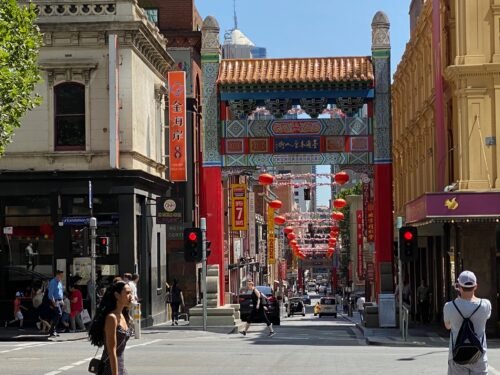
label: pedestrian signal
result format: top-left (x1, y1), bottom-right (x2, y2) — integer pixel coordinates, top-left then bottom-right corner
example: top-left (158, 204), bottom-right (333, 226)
top-left (399, 226), bottom-right (418, 262)
top-left (97, 236), bottom-right (110, 256)
top-left (184, 228), bottom-right (202, 262)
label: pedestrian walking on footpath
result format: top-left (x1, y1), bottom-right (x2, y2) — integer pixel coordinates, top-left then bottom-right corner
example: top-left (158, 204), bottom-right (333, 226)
top-left (5, 292), bottom-right (28, 329)
top-left (240, 281), bottom-right (276, 337)
top-left (48, 270), bottom-right (64, 337)
top-left (356, 295), bottom-right (366, 322)
top-left (417, 280), bottom-right (430, 323)
top-left (89, 281), bottom-right (132, 375)
top-left (170, 280), bottom-right (184, 325)
top-left (25, 242), bottom-right (38, 271)
top-left (69, 284), bottom-right (86, 332)
top-left (443, 270), bottom-right (492, 375)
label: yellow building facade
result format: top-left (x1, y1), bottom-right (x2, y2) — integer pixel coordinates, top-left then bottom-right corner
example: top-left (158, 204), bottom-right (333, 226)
top-left (392, 0), bottom-right (500, 335)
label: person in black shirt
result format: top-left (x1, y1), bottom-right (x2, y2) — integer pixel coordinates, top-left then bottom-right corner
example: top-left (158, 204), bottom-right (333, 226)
top-left (170, 280), bottom-right (184, 325)
top-left (240, 281), bottom-right (275, 337)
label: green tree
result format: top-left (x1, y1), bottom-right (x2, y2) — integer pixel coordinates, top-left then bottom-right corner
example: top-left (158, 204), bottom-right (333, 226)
top-left (0, 0), bottom-right (42, 154)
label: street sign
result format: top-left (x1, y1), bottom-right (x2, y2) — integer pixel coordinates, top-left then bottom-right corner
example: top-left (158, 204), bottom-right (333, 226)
top-left (3, 226), bottom-right (13, 235)
top-left (88, 180), bottom-right (93, 209)
top-left (62, 216), bottom-right (90, 226)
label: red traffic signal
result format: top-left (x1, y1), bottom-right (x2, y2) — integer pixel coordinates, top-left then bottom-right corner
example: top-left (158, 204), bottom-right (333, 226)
top-left (403, 231), bottom-right (413, 241)
top-left (184, 228), bottom-right (202, 262)
top-left (188, 232), bottom-right (198, 242)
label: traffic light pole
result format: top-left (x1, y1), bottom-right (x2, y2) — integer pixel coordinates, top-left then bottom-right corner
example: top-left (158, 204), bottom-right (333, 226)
top-left (90, 217), bottom-right (97, 319)
top-left (396, 217), bottom-right (403, 338)
top-left (201, 217), bottom-right (207, 331)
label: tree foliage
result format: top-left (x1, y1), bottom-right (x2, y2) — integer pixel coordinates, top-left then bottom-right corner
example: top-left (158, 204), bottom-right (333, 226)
top-left (0, 0), bottom-right (42, 154)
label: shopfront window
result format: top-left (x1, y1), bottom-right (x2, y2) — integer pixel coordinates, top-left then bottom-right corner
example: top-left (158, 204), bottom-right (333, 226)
top-left (3, 197), bottom-right (53, 275)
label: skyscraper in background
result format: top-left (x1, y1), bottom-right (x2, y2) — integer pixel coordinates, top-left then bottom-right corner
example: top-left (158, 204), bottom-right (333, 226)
top-left (222, 0), bottom-right (267, 59)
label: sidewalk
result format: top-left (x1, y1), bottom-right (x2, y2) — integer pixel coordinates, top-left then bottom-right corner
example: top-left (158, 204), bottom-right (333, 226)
top-left (0, 327), bottom-right (88, 342)
top-left (342, 311), bottom-right (450, 347)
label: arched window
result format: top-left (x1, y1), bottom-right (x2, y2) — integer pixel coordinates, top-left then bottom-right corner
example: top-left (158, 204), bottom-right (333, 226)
top-left (54, 82), bottom-right (85, 150)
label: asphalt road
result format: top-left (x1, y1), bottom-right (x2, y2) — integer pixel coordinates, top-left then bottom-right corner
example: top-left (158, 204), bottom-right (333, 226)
top-left (1, 313), bottom-right (499, 375)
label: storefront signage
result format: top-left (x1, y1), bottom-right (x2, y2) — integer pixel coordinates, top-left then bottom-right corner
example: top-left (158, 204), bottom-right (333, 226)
top-left (156, 197), bottom-right (184, 225)
top-left (248, 192), bottom-right (256, 255)
top-left (166, 224), bottom-right (185, 240)
top-left (61, 216), bottom-right (90, 226)
top-left (168, 71), bottom-right (187, 182)
top-left (367, 202), bottom-right (375, 242)
top-left (366, 261), bottom-right (375, 282)
top-left (231, 184), bottom-right (247, 231)
top-left (356, 210), bottom-right (364, 280)
top-left (274, 137), bottom-right (321, 153)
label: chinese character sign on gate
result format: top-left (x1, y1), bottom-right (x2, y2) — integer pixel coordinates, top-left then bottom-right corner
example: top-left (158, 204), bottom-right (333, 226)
top-left (168, 71), bottom-right (187, 181)
top-left (356, 210), bottom-right (364, 280)
top-left (231, 184), bottom-right (247, 231)
top-left (267, 207), bottom-right (275, 264)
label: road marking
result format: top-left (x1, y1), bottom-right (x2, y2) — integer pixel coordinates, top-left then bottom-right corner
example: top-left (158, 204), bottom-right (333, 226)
top-left (41, 339), bottom-right (163, 375)
top-left (0, 342), bottom-right (58, 354)
top-left (490, 365), bottom-right (500, 375)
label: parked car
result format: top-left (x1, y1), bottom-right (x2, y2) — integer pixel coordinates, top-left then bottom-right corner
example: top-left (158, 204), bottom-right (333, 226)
top-left (318, 296), bottom-right (337, 318)
top-left (301, 294), bottom-right (311, 305)
top-left (239, 285), bottom-right (280, 325)
top-left (0, 266), bottom-right (51, 324)
top-left (287, 297), bottom-right (305, 317)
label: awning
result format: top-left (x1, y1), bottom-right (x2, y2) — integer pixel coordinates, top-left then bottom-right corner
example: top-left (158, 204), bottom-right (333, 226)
top-left (405, 192), bottom-right (500, 224)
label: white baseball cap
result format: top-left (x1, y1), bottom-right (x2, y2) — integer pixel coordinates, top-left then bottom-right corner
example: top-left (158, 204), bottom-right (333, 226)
top-left (457, 270), bottom-right (477, 288)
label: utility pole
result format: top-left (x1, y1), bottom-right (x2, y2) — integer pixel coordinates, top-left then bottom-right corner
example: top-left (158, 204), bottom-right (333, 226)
top-left (201, 217), bottom-right (207, 331)
top-left (90, 217), bottom-right (97, 318)
top-left (396, 216), bottom-right (403, 337)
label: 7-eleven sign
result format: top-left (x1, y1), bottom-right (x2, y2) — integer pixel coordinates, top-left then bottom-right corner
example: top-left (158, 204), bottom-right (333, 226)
top-left (231, 184), bottom-right (247, 231)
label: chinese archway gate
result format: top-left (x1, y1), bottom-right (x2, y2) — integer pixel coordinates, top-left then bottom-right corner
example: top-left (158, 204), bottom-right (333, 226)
top-left (200, 12), bottom-right (393, 306)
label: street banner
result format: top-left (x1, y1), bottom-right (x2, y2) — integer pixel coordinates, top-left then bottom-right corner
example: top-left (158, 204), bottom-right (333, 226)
top-left (231, 184), bottom-right (247, 230)
top-left (267, 207), bottom-right (275, 264)
top-left (362, 181), bottom-right (370, 236)
top-left (356, 210), bottom-right (364, 280)
top-left (367, 202), bottom-right (375, 242)
top-left (279, 259), bottom-right (287, 280)
top-left (168, 71), bottom-right (187, 181)
top-left (366, 261), bottom-right (375, 282)
top-left (109, 34), bottom-right (120, 169)
top-left (248, 192), bottom-right (256, 255)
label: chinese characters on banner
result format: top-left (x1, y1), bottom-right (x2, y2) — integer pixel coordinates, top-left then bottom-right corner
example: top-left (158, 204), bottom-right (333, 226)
top-left (367, 202), bottom-right (375, 242)
top-left (267, 207), bottom-right (275, 264)
top-left (356, 210), bottom-right (364, 280)
top-left (168, 71), bottom-right (187, 181)
top-left (231, 184), bottom-right (247, 231)
top-left (279, 260), bottom-right (287, 280)
top-left (362, 182), bottom-right (371, 236)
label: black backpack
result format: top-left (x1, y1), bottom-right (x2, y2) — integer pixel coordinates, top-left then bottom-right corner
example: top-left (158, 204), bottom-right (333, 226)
top-left (452, 300), bottom-right (484, 365)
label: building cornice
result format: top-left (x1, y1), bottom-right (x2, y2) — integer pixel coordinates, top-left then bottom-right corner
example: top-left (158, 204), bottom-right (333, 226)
top-left (444, 63), bottom-right (500, 81)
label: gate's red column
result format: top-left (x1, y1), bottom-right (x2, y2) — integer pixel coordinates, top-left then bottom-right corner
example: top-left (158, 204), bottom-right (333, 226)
top-left (201, 166), bottom-right (225, 306)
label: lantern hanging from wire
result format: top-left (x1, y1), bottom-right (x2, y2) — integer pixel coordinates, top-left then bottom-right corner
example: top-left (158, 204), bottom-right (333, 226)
top-left (284, 226), bottom-right (294, 234)
top-left (268, 200), bottom-right (282, 209)
top-left (333, 198), bottom-right (347, 209)
top-left (334, 171), bottom-right (349, 185)
top-left (331, 211), bottom-right (345, 221)
top-left (287, 232), bottom-right (296, 241)
top-left (274, 215), bottom-right (286, 225)
top-left (258, 173), bottom-right (274, 185)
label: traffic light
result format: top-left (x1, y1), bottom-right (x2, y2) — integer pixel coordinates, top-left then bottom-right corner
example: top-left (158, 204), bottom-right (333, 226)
top-left (184, 228), bottom-right (202, 262)
top-left (399, 226), bottom-right (418, 262)
top-left (97, 236), bottom-right (110, 256)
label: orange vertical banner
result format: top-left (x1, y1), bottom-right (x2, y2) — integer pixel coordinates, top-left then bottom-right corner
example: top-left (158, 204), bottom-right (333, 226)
top-left (168, 71), bottom-right (187, 181)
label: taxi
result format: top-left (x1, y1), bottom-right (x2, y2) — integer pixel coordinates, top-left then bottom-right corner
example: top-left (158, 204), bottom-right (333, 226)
top-left (318, 297), bottom-right (337, 318)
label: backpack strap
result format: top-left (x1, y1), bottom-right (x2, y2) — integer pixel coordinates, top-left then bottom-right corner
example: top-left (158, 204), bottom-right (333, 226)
top-left (452, 299), bottom-right (482, 319)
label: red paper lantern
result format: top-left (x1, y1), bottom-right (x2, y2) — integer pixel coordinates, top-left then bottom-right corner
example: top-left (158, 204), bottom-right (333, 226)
top-left (330, 226), bottom-right (340, 233)
top-left (284, 226), bottom-right (294, 234)
top-left (258, 173), bottom-right (274, 185)
top-left (328, 238), bottom-right (337, 245)
top-left (334, 171), bottom-right (349, 185)
top-left (332, 211), bottom-right (345, 221)
top-left (287, 233), bottom-right (296, 240)
top-left (274, 215), bottom-right (286, 225)
top-left (289, 239), bottom-right (297, 246)
top-left (333, 198), bottom-right (347, 209)
top-left (268, 200), bottom-right (282, 209)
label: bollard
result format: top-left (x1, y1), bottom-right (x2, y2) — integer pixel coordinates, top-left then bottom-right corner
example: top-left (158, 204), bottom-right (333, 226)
top-left (133, 303), bottom-right (141, 339)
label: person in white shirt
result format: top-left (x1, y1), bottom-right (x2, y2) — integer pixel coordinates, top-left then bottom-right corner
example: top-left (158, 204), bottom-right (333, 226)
top-left (356, 296), bottom-right (366, 321)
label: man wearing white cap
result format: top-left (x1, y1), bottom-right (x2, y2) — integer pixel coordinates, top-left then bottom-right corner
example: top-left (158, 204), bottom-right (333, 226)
top-left (443, 270), bottom-right (492, 374)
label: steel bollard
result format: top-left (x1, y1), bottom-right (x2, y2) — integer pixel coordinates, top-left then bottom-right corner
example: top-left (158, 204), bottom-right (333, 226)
top-left (133, 303), bottom-right (141, 339)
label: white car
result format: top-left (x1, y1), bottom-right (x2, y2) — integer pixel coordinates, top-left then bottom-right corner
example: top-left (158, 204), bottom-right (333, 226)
top-left (318, 297), bottom-right (337, 318)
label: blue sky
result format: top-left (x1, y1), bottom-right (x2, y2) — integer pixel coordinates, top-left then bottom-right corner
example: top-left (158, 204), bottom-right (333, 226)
top-left (195, 1), bottom-right (411, 205)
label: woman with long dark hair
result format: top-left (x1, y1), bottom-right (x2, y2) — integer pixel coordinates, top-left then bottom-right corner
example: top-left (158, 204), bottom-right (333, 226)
top-left (89, 281), bottom-right (132, 375)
